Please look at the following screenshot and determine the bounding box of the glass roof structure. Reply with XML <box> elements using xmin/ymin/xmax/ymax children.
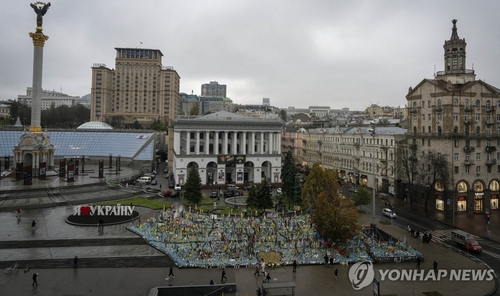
<box><xmin>77</xmin><ymin>121</ymin><xmax>113</xmax><ymax>130</ymax></box>
<box><xmin>0</xmin><ymin>131</ymin><xmax>155</xmax><ymax>160</ymax></box>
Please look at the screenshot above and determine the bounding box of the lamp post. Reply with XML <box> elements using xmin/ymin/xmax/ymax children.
<box><xmin>370</xmin><ymin>126</ymin><xmax>376</xmax><ymax>219</ymax></box>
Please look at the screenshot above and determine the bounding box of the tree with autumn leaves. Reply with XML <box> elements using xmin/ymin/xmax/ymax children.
<box><xmin>303</xmin><ymin>163</ymin><xmax>360</xmax><ymax>243</ymax></box>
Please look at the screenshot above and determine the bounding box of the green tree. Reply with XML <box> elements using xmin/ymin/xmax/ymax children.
<box><xmin>279</xmin><ymin>109</ymin><xmax>287</xmax><ymax>121</ymax></box>
<box><xmin>396</xmin><ymin>143</ymin><xmax>418</xmax><ymax>208</ymax></box>
<box><xmin>351</xmin><ymin>186</ymin><xmax>371</xmax><ymax>209</ymax></box>
<box><xmin>313</xmin><ymin>188</ymin><xmax>360</xmax><ymax>244</ymax></box>
<box><xmin>256</xmin><ymin>179</ymin><xmax>274</xmax><ymax>211</ymax></box>
<box><xmin>184</xmin><ymin>167</ymin><xmax>203</xmax><ymax>205</ymax></box>
<box><xmin>281</xmin><ymin>150</ymin><xmax>297</xmax><ymax>208</ymax></box>
<box><xmin>300</xmin><ymin>163</ymin><xmax>338</xmax><ymax>209</ymax></box>
<box><xmin>246</xmin><ymin>186</ymin><xmax>259</xmax><ymax>210</ymax></box>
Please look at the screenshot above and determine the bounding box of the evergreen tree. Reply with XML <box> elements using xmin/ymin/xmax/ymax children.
<box><xmin>184</xmin><ymin>167</ymin><xmax>203</xmax><ymax>205</ymax></box>
<box><xmin>351</xmin><ymin>186</ymin><xmax>371</xmax><ymax>209</ymax></box>
<box><xmin>257</xmin><ymin>179</ymin><xmax>274</xmax><ymax>211</ymax></box>
<box><xmin>281</xmin><ymin>150</ymin><xmax>297</xmax><ymax>208</ymax></box>
<box><xmin>246</xmin><ymin>186</ymin><xmax>258</xmax><ymax>210</ymax></box>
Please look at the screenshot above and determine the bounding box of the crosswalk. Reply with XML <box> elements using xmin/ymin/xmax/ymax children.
<box><xmin>428</xmin><ymin>229</ymin><xmax>454</xmax><ymax>243</ymax></box>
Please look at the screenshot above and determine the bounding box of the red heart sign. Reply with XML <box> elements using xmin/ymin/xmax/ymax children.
<box><xmin>80</xmin><ymin>206</ymin><xmax>91</xmax><ymax>216</ymax></box>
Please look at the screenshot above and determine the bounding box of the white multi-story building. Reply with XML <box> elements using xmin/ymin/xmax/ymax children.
<box><xmin>18</xmin><ymin>87</ymin><xmax>79</xmax><ymax>110</ymax></box>
<box><xmin>170</xmin><ymin>111</ymin><xmax>283</xmax><ymax>186</ymax></box>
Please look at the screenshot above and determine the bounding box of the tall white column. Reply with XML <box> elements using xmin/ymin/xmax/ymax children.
<box><xmin>215</xmin><ymin>132</ymin><xmax>219</xmax><ymax>155</ymax></box>
<box><xmin>232</xmin><ymin>132</ymin><xmax>238</xmax><ymax>154</ymax></box>
<box><xmin>174</xmin><ymin>132</ymin><xmax>181</xmax><ymax>154</ymax></box>
<box><xmin>269</xmin><ymin>132</ymin><xmax>273</xmax><ymax>154</ymax></box>
<box><xmin>260</xmin><ymin>132</ymin><xmax>264</xmax><ymax>154</ymax></box>
<box><xmin>195</xmin><ymin>132</ymin><xmax>200</xmax><ymax>155</ymax></box>
<box><xmin>242</xmin><ymin>132</ymin><xmax>247</xmax><ymax>155</ymax></box>
<box><xmin>277</xmin><ymin>132</ymin><xmax>281</xmax><ymax>154</ymax></box>
<box><xmin>205</xmin><ymin>132</ymin><xmax>210</xmax><ymax>155</ymax></box>
<box><xmin>186</xmin><ymin>131</ymin><xmax>191</xmax><ymax>155</ymax></box>
<box><xmin>251</xmin><ymin>132</ymin><xmax>255</xmax><ymax>154</ymax></box>
<box><xmin>223</xmin><ymin>132</ymin><xmax>228</xmax><ymax>154</ymax></box>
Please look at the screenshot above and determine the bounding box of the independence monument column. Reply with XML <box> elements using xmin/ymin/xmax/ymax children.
<box><xmin>13</xmin><ymin>2</ymin><xmax>54</xmax><ymax>184</ymax></box>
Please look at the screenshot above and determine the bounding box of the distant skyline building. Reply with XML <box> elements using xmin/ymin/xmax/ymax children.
<box><xmin>201</xmin><ymin>81</ymin><xmax>226</xmax><ymax>98</ymax></box>
<box><xmin>90</xmin><ymin>48</ymin><xmax>180</xmax><ymax>125</ymax></box>
<box><xmin>262</xmin><ymin>98</ymin><xmax>270</xmax><ymax>106</ymax></box>
<box><xmin>18</xmin><ymin>87</ymin><xmax>79</xmax><ymax>110</ymax></box>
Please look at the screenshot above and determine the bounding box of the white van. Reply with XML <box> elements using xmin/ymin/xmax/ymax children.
<box><xmin>227</xmin><ymin>184</ymin><xmax>238</xmax><ymax>190</ymax></box>
<box><xmin>136</xmin><ymin>176</ymin><xmax>152</xmax><ymax>185</ymax></box>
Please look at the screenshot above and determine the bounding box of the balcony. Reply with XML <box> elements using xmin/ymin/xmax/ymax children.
<box><xmin>463</xmin><ymin>146</ymin><xmax>475</xmax><ymax>153</ymax></box>
<box><xmin>353</xmin><ymin>142</ymin><xmax>360</xmax><ymax>147</ymax></box>
<box><xmin>486</xmin><ymin>121</ymin><xmax>495</xmax><ymax>126</ymax></box>
<box><xmin>486</xmin><ymin>146</ymin><xmax>497</xmax><ymax>153</ymax></box>
<box><xmin>410</xmin><ymin>144</ymin><xmax>418</xmax><ymax>150</ymax></box>
<box><xmin>410</xmin><ymin>109</ymin><xmax>418</xmax><ymax>114</ymax></box>
<box><xmin>464</xmin><ymin>107</ymin><xmax>472</xmax><ymax>113</ymax></box>
<box><xmin>464</xmin><ymin>161</ymin><xmax>473</xmax><ymax>166</ymax></box>
<box><xmin>434</xmin><ymin>106</ymin><xmax>443</xmax><ymax>112</ymax></box>
<box><xmin>486</xmin><ymin>159</ymin><xmax>497</xmax><ymax>166</ymax></box>
<box><xmin>464</xmin><ymin>120</ymin><xmax>471</xmax><ymax>125</ymax></box>
<box><xmin>486</xmin><ymin>106</ymin><xmax>495</xmax><ymax>113</ymax></box>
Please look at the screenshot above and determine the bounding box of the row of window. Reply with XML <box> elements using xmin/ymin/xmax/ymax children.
<box><xmin>413</xmin><ymin>99</ymin><xmax>500</xmax><ymax>109</ymax></box>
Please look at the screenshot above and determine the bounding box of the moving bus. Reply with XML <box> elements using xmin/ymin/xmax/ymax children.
<box><xmin>451</xmin><ymin>230</ymin><xmax>482</xmax><ymax>253</ymax></box>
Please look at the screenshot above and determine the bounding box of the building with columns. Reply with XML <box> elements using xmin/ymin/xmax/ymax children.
<box><xmin>406</xmin><ymin>19</ymin><xmax>500</xmax><ymax>214</ymax></box>
<box><xmin>169</xmin><ymin>111</ymin><xmax>283</xmax><ymax>186</ymax></box>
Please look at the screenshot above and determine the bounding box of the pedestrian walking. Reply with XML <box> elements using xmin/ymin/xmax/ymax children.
<box><xmin>416</xmin><ymin>257</ymin><xmax>421</xmax><ymax>269</ymax></box>
<box><xmin>292</xmin><ymin>260</ymin><xmax>297</xmax><ymax>272</ymax></box>
<box><xmin>221</xmin><ymin>268</ymin><xmax>227</xmax><ymax>282</ymax></box>
<box><xmin>265</xmin><ymin>272</ymin><xmax>271</xmax><ymax>283</ymax></box>
<box><xmin>31</xmin><ymin>220</ymin><xmax>36</xmax><ymax>230</ymax></box>
<box><xmin>165</xmin><ymin>266</ymin><xmax>175</xmax><ymax>280</ymax></box>
<box><xmin>324</xmin><ymin>253</ymin><xmax>329</xmax><ymax>267</ymax></box>
<box><xmin>73</xmin><ymin>256</ymin><xmax>79</xmax><ymax>268</ymax></box>
<box><xmin>17</xmin><ymin>208</ymin><xmax>22</xmax><ymax>218</ymax></box>
<box><xmin>32</xmin><ymin>272</ymin><xmax>38</xmax><ymax>286</ymax></box>
<box><xmin>254</xmin><ymin>262</ymin><xmax>260</xmax><ymax>276</ymax></box>
<box><xmin>334</xmin><ymin>268</ymin><xmax>338</xmax><ymax>280</ymax></box>
<box><xmin>433</xmin><ymin>260</ymin><xmax>438</xmax><ymax>273</ymax></box>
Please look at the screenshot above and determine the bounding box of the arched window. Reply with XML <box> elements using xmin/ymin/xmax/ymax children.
<box><xmin>473</xmin><ymin>181</ymin><xmax>484</xmax><ymax>192</ymax></box>
<box><xmin>457</xmin><ymin>181</ymin><xmax>468</xmax><ymax>193</ymax></box>
<box><xmin>490</xmin><ymin>180</ymin><xmax>499</xmax><ymax>191</ymax></box>
<box><xmin>486</xmin><ymin>100</ymin><xmax>491</xmax><ymax>109</ymax></box>
<box><xmin>465</xmin><ymin>99</ymin><xmax>470</xmax><ymax>108</ymax></box>
<box><xmin>453</xmin><ymin>98</ymin><xmax>458</xmax><ymax>107</ymax></box>
<box><xmin>435</xmin><ymin>181</ymin><xmax>444</xmax><ymax>192</ymax></box>
<box><xmin>475</xmin><ymin>99</ymin><xmax>481</xmax><ymax>109</ymax></box>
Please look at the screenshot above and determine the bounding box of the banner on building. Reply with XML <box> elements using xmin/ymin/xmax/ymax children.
<box><xmin>217</xmin><ymin>155</ymin><xmax>246</xmax><ymax>164</ymax></box>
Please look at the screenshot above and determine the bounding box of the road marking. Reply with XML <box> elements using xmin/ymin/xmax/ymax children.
<box><xmin>482</xmin><ymin>249</ymin><xmax>500</xmax><ymax>261</ymax></box>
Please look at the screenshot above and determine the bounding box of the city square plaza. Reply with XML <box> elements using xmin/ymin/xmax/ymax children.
<box><xmin>0</xmin><ymin>165</ymin><xmax>496</xmax><ymax>296</ymax></box>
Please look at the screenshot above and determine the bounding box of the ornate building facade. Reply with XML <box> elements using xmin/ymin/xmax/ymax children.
<box><xmin>406</xmin><ymin>20</ymin><xmax>500</xmax><ymax>213</ymax></box>
<box><xmin>170</xmin><ymin>111</ymin><xmax>283</xmax><ymax>186</ymax></box>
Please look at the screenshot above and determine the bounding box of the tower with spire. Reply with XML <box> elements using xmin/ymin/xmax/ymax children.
<box><xmin>435</xmin><ymin>19</ymin><xmax>476</xmax><ymax>84</ymax></box>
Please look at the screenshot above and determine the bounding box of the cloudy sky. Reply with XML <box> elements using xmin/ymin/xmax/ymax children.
<box><xmin>1</xmin><ymin>1</ymin><xmax>500</xmax><ymax>110</ymax></box>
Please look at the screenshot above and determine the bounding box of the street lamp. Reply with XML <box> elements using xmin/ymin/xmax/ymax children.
<box><xmin>369</xmin><ymin>126</ymin><xmax>376</xmax><ymax>219</ymax></box>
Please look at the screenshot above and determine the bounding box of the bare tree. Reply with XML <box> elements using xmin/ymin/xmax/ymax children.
<box><xmin>418</xmin><ymin>151</ymin><xmax>451</xmax><ymax>214</ymax></box>
<box><xmin>396</xmin><ymin>142</ymin><xmax>418</xmax><ymax>208</ymax></box>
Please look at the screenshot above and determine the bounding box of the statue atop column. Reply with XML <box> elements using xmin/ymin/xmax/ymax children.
<box><xmin>30</xmin><ymin>2</ymin><xmax>51</xmax><ymax>32</ymax></box>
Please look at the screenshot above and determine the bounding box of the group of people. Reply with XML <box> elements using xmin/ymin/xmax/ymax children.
<box><xmin>407</xmin><ymin>225</ymin><xmax>432</xmax><ymax>243</ymax></box>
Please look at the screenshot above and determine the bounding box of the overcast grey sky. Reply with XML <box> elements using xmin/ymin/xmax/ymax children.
<box><xmin>1</xmin><ymin>1</ymin><xmax>500</xmax><ymax>110</ymax></box>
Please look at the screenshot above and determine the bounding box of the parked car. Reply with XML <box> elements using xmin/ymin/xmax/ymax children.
<box><xmin>382</xmin><ymin>208</ymin><xmax>397</xmax><ymax>218</ymax></box>
<box><xmin>136</xmin><ymin>176</ymin><xmax>152</xmax><ymax>185</ymax></box>
<box><xmin>168</xmin><ymin>181</ymin><xmax>175</xmax><ymax>188</ymax></box>
<box><xmin>174</xmin><ymin>184</ymin><xmax>181</xmax><ymax>191</ymax></box>
<box><xmin>210</xmin><ymin>191</ymin><xmax>219</xmax><ymax>199</ymax></box>
<box><xmin>161</xmin><ymin>190</ymin><xmax>172</xmax><ymax>197</ymax></box>
<box><xmin>150</xmin><ymin>179</ymin><xmax>157</xmax><ymax>185</ymax></box>
<box><xmin>224</xmin><ymin>190</ymin><xmax>242</xmax><ymax>197</ymax></box>
<box><xmin>244</xmin><ymin>184</ymin><xmax>256</xmax><ymax>191</ymax></box>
